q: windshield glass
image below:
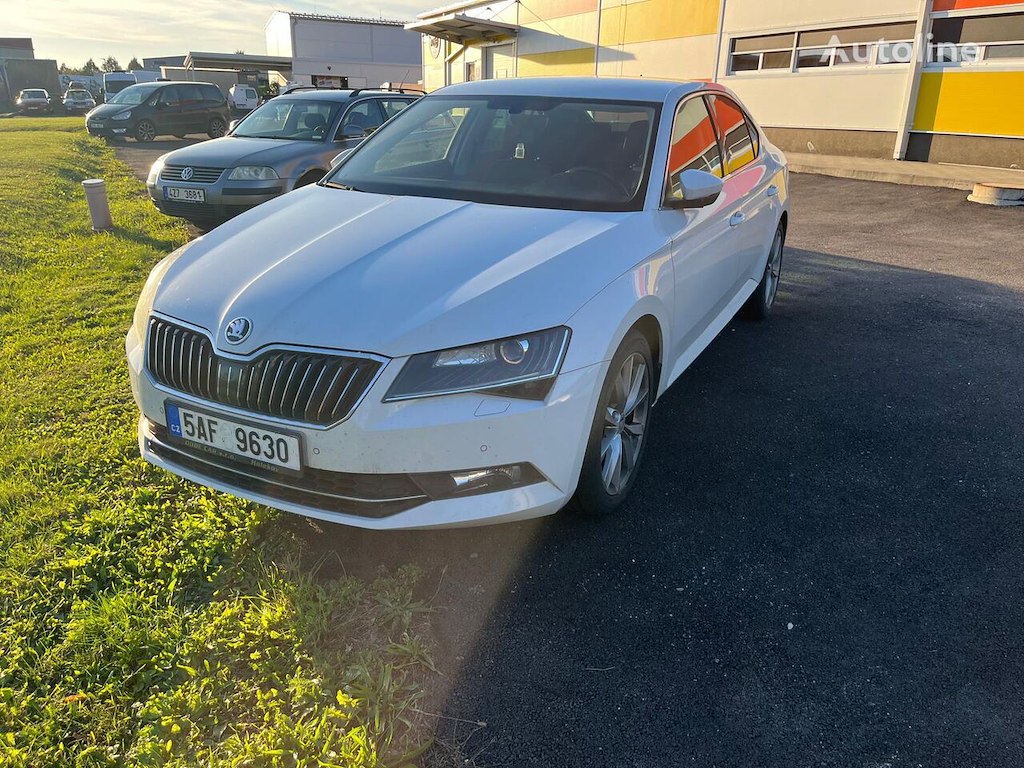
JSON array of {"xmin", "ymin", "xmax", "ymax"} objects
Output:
[
  {"xmin": 107, "ymin": 83, "xmax": 159, "ymax": 105},
  {"xmin": 232, "ymin": 99, "xmax": 340, "ymax": 141},
  {"xmin": 22, "ymin": 90, "xmax": 47, "ymax": 99},
  {"xmin": 67, "ymin": 90, "xmax": 92, "ymax": 99},
  {"xmin": 324, "ymin": 95, "xmax": 659, "ymax": 212}
]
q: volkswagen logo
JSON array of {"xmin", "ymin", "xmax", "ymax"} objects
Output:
[
  {"xmin": 180, "ymin": 166, "xmax": 194, "ymax": 181},
  {"xmin": 224, "ymin": 317, "xmax": 252, "ymax": 345}
]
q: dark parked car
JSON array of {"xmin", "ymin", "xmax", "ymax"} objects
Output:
[
  {"xmin": 16, "ymin": 89, "xmax": 52, "ymax": 114},
  {"xmin": 147, "ymin": 87, "xmax": 420, "ymax": 227},
  {"xmin": 86, "ymin": 81, "xmax": 229, "ymax": 142}
]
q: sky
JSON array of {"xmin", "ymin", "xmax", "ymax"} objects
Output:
[{"xmin": 7, "ymin": 0, "xmax": 429, "ymax": 68}]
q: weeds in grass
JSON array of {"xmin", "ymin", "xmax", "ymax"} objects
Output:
[{"xmin": 0, "ymin": 122, "xmax": 434, "ymax": 767}]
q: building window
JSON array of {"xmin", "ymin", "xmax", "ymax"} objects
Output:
[
  {"xmin": 930, "ymin": 12, "xmax": 1024, "ymax": 64},
  {"xmin": 729, "ymin": 21, "xmax": 917, "ymax": 74}
]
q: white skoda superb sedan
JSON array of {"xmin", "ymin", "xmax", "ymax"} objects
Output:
[{"xmin": 126, "ymin": 77, "xmax": 789, "ymax": 530}]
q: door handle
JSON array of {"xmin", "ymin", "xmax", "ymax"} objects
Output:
[
  {"xmin": 766, "ymin": 185, "xmax": 779, "ymax": 197},
  {"xmin": 729, "ymin": 212, "xmax": 746, "ymax": 228}
]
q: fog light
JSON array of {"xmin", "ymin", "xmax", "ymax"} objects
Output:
[{"xmin": 412, "ymin": 462, "xmax": 544, "ymax": 499}]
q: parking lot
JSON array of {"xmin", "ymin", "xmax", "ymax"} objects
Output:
[
  {"xmin": 114, "ymin": 141, "xmax": 1024, "ymax": 766},
  {"xmin": 294, "ymin": 174, "xmax": 1019, "ymax": 767}
]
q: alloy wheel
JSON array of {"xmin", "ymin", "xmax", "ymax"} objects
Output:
[
  {"xmin": 209, "ymin": 118, "xmax": 226, "ymax": 138},
  {"xmin": 765, "ymin": 228, "xmax": 784, "ymax": 309},
  {"xmin": 600, "ymin": 352, "xmax": 650, "ymax": 495},
  {"xmin": 136, "ymin": 120, "xmax": 155, "ymax": 142}
]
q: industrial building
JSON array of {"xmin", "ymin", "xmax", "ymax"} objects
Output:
[
  {"xmin": 265, "ymin": 11, "xmax": 422, "ymax": 89},
  {"xmin": 0, "ymin": 37, "xmax": 59, "ymax": 106},
  {"xmin": 410, "ymin": 0, "xmax": 1024, "ymax": 167}
]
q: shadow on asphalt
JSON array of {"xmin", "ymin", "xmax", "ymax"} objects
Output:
[{"xmin": 290, "ymin": 247, "xmax": 1024, "ymax": 767}]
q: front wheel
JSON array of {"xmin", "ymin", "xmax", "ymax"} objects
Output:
[
  {"xmin": 570, "ymin": 329, "xmax": 654, "ymax": 517},
  {"xmin": 741, "ymin": 222, "xmax": 785, "ymax": 320},
  {"xmin": 207, "ymin": 117, "xmax": 226, "ymax": 139},
  {"xmin": 135, "ymin": 120, "xmax": 156, "ymax": 142}
]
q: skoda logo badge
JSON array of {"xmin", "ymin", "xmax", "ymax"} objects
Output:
[
  {"xmin": 180, "ymin": 166, "xmax": 194, "ymax": 181},
  {"xmin": 225, "ymin": 317, "xmax": 252, "ymax": 345}
]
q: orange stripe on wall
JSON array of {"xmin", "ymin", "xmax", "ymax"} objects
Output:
[{"xmin": 933, "ymin": 0, "xmax": 1023, "ymax": 11}]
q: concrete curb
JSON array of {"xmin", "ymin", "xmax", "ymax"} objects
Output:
[{"xmin": 787, "ymin": 153, "xmax": 1024, "ymax": 193}]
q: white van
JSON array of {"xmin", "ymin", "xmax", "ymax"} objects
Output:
[{"xmin": 228, "ymin": 84, "xmax": 259, "ymax": 114}]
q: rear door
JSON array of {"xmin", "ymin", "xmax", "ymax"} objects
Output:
[
  {"xmin": 154, "ymin": 86, "xmax": 185, "ymax": 135},
  {"xmin": 176, "ymin": 84, "xmax": 208, "ymax": 133}
]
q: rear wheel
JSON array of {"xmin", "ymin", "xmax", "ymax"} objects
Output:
[
  {"xmin": 135, "ymin": 120, "xmax": 156, "ymax": 142},
  {"xmin": 741, "ymin": 221, "xmax": 785, "ymax": 320},
  {"xmin": 570, "ymin": 329, "xmax": 654, "ymax": 517},
  {"xmin": 207, "ymin": 117, "xmax": 226, "ymax": 139}
]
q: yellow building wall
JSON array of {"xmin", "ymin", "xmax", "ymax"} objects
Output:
[
  {"xmin": 518, "ymin": 47, "xmax": 597, "ymax": 77},
  {"xmin": 914, "ymin": 71, "xmax": 1024, "ymax": 138},
  {"xmin": 599, "ymin": 0, "xmax": 720, "ymax": 46}
]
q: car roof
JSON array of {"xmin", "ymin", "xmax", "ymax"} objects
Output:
[{"xmin": 434, "ymin": 76, "xmax": 710, "ymax": 102}]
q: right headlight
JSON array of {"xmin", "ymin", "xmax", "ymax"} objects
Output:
[{"xmin": 384, "ymin": 327, "xmax": 571, "ymax": 402}]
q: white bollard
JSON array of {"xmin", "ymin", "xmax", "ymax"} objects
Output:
[{"xmin": 82, "ymin": 178, "xmax": 114, "ymax": 231}]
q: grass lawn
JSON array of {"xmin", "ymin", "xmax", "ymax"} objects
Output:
[{"xmin": 0, "ymin": 118, "xmax": 434, "ymax": 767}]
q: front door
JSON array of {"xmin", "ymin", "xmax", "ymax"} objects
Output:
[{"xmin": 662, "ymin": 94, "xmax": 744, "ymax": 360}]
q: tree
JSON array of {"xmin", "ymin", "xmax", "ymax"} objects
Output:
[
  {"xmin": 82, "ymin": 58, "xmax": 99, "ymax": 74},
  {"xmin": 235, "ymin": 49, "xmax": 245, "ymax": 55},
  {"xmin": 58, "ymin": 62, "xmax": 72, "ymax": 74},
  {"xmin": 126, "ymin": 57, "xmax": 142, "ymax": 71},
  {"xmin": 101, "ymin": 56, "xmax": 121, "ymax": 72}
]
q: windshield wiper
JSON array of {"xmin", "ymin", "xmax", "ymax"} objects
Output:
[{"xmin": 323, "ymin": 181, "xmax": 363, "ymax": 192}]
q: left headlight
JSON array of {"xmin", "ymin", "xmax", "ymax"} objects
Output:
[
  {"xmin": 147, "ymin": 154, "xmax": 167, "ymax": 185},
  {"xmin": 384, "ymin": 327, "xmax": 571, "ymax": 402},
  {"xmin": 228, "ymin": 166, "xmax": 279, "ymax": 181},
  {"xmin": 111, "ymin": 110, "xmax": 132, "ymax": 121},
  {"xmin": 132, "ymin": 246, "xmax": 189, "ymax": 340}
]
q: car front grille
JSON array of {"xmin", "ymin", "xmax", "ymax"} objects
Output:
[
  {"xmin": 145, "ymin": 317, "xmax": 383, "ymax": 427},
  {"xmin": 161, "ymin": 165, "xmax": 225, "ymax": 184}
]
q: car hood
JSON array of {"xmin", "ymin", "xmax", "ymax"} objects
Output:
[
  {"xmin": 88, "ymin": 103, "xmax": 132, "ymax": 119},
  {"xmin": 152, "ymin": 187, "xmax": 637, "ymax": 359},
  {"xmin": 161, "ymin": 136, "xmax": 328, "ymax": 168}
]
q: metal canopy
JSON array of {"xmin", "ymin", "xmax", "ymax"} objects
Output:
[
  {"xmin": 405, "ymin": 13, "xmax": 519, "ymax": 43},
  {"xmin": 183, "ymin": 52, "xmax": 293, "ymax": 72}
]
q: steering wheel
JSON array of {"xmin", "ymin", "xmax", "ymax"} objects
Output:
[{"xmin": 557, "ymin": 167, "xmax": 631, "ymax": 198}]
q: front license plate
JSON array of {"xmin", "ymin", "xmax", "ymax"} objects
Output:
[
  {"xmin": 165, "ymin": 402, "xmax": 302, "ymax": 473},
  {"xmin": 163, "ymin": 186, "xmax": 206, "ymax": 203}
]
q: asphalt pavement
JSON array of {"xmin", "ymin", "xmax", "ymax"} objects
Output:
[{"xmin": 296, "ymin": 175, "xmax": 1024, "ymax": 767}]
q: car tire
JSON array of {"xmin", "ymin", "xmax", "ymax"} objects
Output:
[
  {"xmin": 741, "ymin": 221, "xmax": 785, "ymax": 321},
  {"xmin": 207, "ymin": 118, "xmax": 226, "ymax": 139},
  {"xmin": 135, "ymin": 120, "xmax": 156, "ymax": 142},
  {"xmin": 569, "ymin": 328, "xmax": 654, "ymax": 518}
]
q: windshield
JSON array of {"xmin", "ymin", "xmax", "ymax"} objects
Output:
[
  {"xmin": 66, "ymin": 90, "xmax": 92, "ymax": 100},
  {"xmin": 324, "ymin": 95, "xmax": 659, "ymax": 212},
  {"xmin": 107, "ymin": 83, "xmax": 160, "ymax": 106},
  {"xmin": 232, "ymin": 99, "xmax": 341, "ymax": 141}
]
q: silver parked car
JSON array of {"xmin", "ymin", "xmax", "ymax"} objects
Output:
[
  {"xmin": 147, "ymin": 87, "xmax": 421, "ymax": 229},
  {"xmin": 16, "ymin": 89, "xmax": 52, "ymax": 114}
]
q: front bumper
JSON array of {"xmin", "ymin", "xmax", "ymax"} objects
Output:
[
  {"xmin": 126, "ymin": 325, "xmax": 604, "ymax": 529},
  {"xmin": 148, "ymin": 177, "xmax": 285, "ymax": 222},
  {"xmin": 87, "ymin": 121, "xmax": 130, "ymax": 138}
]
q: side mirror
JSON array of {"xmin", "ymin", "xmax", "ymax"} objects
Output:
[
  {"xmin": 664, "ymin": 169, "xmax": 724, "ymax": 210},
  {"xmin": 154, "ymin": 101, "xmax": 166, "ymax": 110},
  {"xmin": 330, "ymin": 149, "xmax": 354, "ymax": 168},
  {"xmin": 339, "ymin": 124, "xmax": 366, "ymax": 141}
]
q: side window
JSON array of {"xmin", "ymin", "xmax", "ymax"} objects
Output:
[
  {"xmin": 707, "ymin": 95, "xmax": 757, "ymax": 175},
  {"xmin": 158, "ymin": 86, "xmax": 181, "ymax": 107},
  {"xmin": 379, "ymin": 98, "xmax": 415, "ymax": 119},
  {"xmin": 246, "ymin": 88, "xmax": 258, "ymax": 100},
  {"xmin": 178, "ymin": 84, "xmax": 203, "ymax": 106},
  {"xmin": 666, "ymin": 96, "xmax": 723, "ymax": 198},
  {"xmin": 202, "ymin": 85, "xmax": 224, "ymax": 104},
  {"xmin": 336, "ymin": 100, "xmax": 385, "ymax": 138}
]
